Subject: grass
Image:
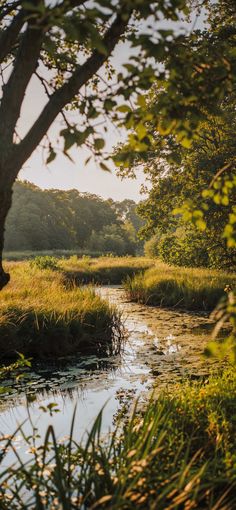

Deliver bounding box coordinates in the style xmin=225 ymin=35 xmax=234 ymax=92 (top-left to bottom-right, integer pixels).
xmin=1 ymin=368 xmax=236 ymax=508
xmin=3 ymin=249 xmax=106 ymax=261
xmin=59 ymin=255 xmax=154 ymax=286
xmin=125 ymin=261 xmax=236 ymax=311
xmin=0 ymin=262 xmax=123 ymax=359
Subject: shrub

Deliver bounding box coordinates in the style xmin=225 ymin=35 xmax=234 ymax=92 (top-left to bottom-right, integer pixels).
xmin=144 ymin=235 xmax=160 ymax=258
xmin=30 ymin=256 xmax=59 ymax=271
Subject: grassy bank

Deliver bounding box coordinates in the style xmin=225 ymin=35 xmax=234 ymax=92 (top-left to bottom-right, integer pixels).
xmin=125 ymin=262 xmax=236 ymax=311
xmin=59 ymin=256 xmax=153 ymax=285
xmin=1 ymin=368 xmax=236 ymax=508
xmin=0 ymin=263 xmax=122 ymax=359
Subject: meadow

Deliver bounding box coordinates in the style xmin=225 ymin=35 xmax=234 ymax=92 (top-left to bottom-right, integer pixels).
xmin=125 ymin=262 xmax=236 ymax=311
xmin=1 ymin=368 xmax=236 ymax=509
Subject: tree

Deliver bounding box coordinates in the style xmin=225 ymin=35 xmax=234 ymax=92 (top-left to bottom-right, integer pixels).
xmin=4 ymin=181 xmax=140 ymax=254
xmin=0 ymin=0 xmax=189 ymax=289
xmin=115 ymin=0 xmax=236 ymax=258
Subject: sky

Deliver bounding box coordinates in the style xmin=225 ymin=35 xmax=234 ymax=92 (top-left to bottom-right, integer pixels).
xmin=17 ymin=39 xmax=148 ymax=201
xmin=15 ymin=6 xmax=204 ymax=202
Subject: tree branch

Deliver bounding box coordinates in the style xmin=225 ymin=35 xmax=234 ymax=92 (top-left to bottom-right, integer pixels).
xmin=11 ymin=11 xmax=131 ymax=171
xmin=0 ymin=8 xmax=25 ymax=64
xmin=0 ymin=19 xmax=44 ymax=149
xmin=0 ymin=0 xmax=21 ymax=22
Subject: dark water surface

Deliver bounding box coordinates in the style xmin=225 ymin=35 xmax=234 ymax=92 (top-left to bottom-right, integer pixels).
xmin=0 ymin=286 xmax=218 ymax=462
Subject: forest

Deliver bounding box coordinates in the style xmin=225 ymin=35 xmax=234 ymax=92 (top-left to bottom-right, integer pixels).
xmin=4 ymin=181 xmax=143 ymax=255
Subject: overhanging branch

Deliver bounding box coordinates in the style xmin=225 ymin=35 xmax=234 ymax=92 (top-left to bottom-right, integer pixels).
xmin=0 ymin=8 xmax=25 ymax=64
xmin=11 ymin=11 xmax=131 ymax=171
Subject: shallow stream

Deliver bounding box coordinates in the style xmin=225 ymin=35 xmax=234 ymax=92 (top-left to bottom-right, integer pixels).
xmin=0 ymin=286 xmax=218 ymax=462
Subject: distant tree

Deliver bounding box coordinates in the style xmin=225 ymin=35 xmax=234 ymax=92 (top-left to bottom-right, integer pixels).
xmin=4 ymin=181 xmax=140 ymax=255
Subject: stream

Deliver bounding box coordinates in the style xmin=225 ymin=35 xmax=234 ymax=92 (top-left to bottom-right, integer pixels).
xmin=0 ymin=286 xmax=218 ymax=463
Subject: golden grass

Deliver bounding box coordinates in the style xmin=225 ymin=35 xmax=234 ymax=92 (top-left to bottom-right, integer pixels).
xmin=125 ymin=261 xmax=236 ymax=310
xmin=59 ymin=255 xmax=154 ymax=285
xmin=0 ymin=262 xmax=122 ymax=359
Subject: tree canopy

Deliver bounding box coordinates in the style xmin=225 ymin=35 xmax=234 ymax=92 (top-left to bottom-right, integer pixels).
xmin=4 ymin=181 xmax=142 ymax=256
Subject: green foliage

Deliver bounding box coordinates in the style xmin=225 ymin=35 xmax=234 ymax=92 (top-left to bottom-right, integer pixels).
xmin=125 ymin=262 xmax=236 ymax=311
xmin=30 ymin=255 xmax=59 ymax=271
xmin=144 ymin=235 xmax=159 ymax=258
xmin=4 ymin=182 xmax=142 ymax=256
xmin=1 ymin=369 xmax=236 ymax=508
xmin=0 ymin=352 xmax=31 ymax=394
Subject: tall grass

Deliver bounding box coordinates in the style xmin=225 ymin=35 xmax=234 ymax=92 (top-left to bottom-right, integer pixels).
xmin=125 ymin=262 xmax=236 ymax=311
xmin=60 ymin=256 xmax=154 ymax=286
xmin=0 ymin=263 xmax=123 ymax=359
xmin=1 ymin=369 xmax=236 ymax=508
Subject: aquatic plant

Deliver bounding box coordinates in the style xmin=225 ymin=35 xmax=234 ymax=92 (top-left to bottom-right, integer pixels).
xmin=0 ymin=369 xmax=236 ymax=508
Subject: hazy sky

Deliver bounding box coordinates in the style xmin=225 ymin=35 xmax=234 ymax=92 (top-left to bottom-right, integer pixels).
xmin=16 ymin=8 xmax=204 ymax=202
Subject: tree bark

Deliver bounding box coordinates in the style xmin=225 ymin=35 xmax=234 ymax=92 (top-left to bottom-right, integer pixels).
xmin=0 ymin=182 xmax=13 ymax=290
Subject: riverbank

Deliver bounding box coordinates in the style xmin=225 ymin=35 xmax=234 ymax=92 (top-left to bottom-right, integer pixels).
xmin=59 ymin=255 xmax=154 ymax=285
xmin=1 ymin=367 xmax=235 ymax=509
xmin=0 ymin=265 xmax=122 ymax=359
xmin=125 ymin=262 xmax=236 ymax=311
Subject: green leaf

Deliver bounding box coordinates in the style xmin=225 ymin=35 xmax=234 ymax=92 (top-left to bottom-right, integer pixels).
xmin=100 ymin=162 xmax=111 ymax=172
xmin=94 ymin=138 xmax=105 ymax=151
xmin=46 ymin=148 xmax=57 ymax=165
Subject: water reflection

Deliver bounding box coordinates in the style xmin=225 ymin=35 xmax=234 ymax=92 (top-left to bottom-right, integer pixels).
xmin=0 ymin=286 xmax=220 ymax=449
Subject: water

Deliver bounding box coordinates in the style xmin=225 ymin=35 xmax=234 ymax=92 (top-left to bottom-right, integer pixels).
xmin=0 ymin=286 xmax=218 ymax=462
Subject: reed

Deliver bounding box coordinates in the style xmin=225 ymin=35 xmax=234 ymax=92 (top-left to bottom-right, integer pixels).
xmin=1 ymin=369 xmax=236 ymax=509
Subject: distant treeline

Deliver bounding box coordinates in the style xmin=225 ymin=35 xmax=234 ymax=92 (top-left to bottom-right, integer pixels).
xmin=4 ymin=182 xmax=144 ymax=255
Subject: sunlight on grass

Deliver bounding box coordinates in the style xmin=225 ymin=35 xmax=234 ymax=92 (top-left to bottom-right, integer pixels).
xmin=0 ymin=262 xmax=123 ymax=359
xmin=125 ymin=261 xmax=236 ymax=310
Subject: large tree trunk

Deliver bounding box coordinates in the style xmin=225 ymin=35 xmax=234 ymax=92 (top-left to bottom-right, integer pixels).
xmin=0 ymin=183 xmax=13 ymax=290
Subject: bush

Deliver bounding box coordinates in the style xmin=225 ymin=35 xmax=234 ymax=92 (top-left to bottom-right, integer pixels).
xmin=144 ymin=235 xmax=159 ymax=258
xmin=30 ymin=255 xmax=59 ymax=271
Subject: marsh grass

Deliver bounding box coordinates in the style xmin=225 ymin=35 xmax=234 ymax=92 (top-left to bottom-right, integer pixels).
xmin=125 ymin=262 xmax=236 ymax=311
xmin=1 ymin=369 xmax=236 ymax=509
xmin=0 ymin=263 xmax=123 ymax=359
xmin=60 ymin=256 xmax=154 ymax=286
